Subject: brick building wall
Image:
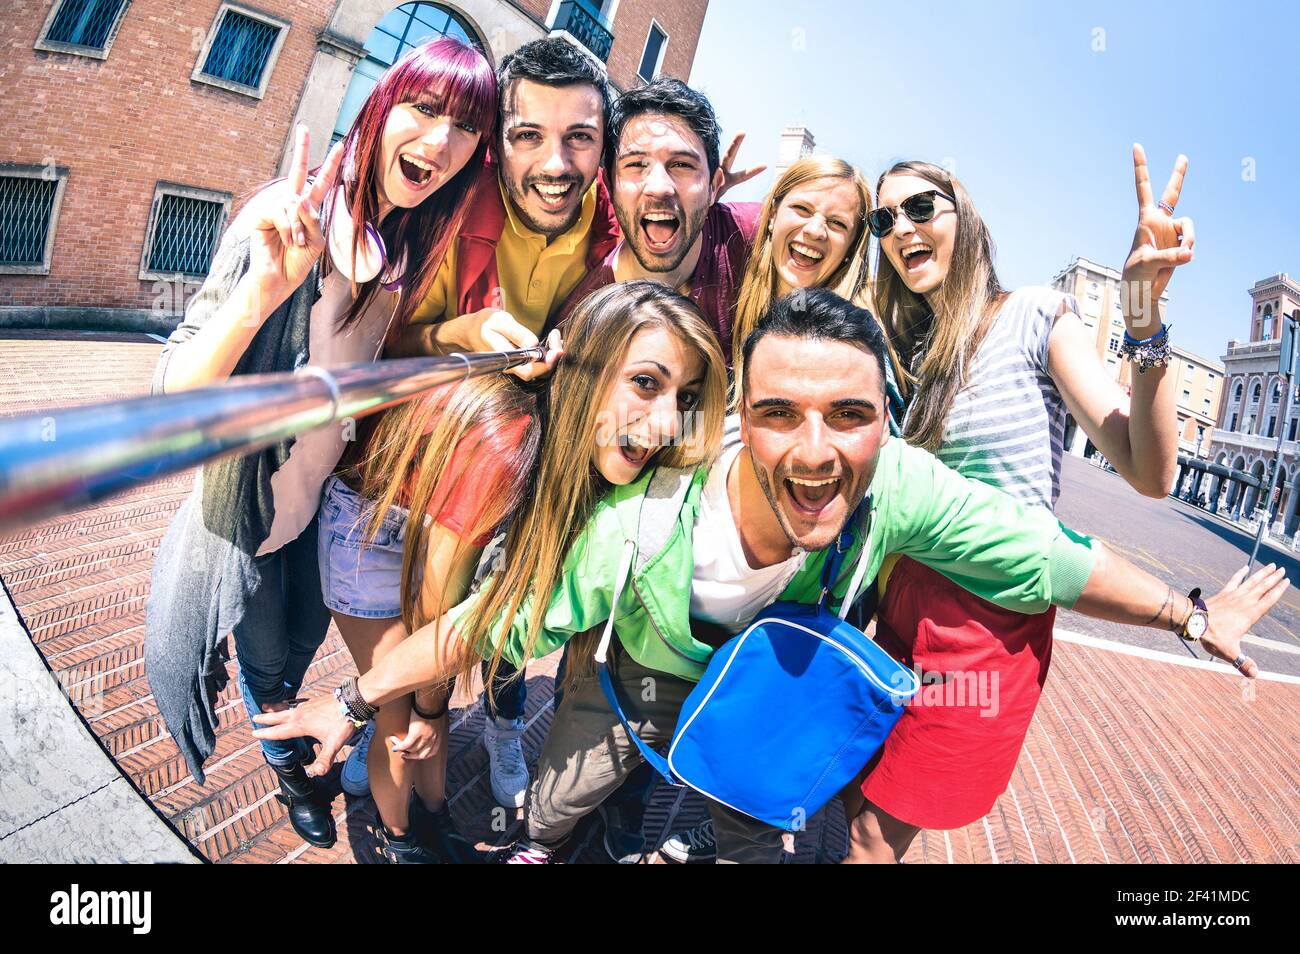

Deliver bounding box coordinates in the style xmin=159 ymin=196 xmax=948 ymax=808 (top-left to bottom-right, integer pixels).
xmin=607 ymin=0 xmax=707 ymax=86
xmin=511 ymin=0 xmax=553 ymax=22
xmin=0 ymin=0 xmax=334 ymax=313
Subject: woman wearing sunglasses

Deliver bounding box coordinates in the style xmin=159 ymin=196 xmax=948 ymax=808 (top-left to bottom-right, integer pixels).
xmin=843 ymin=146 xmax=1198 ymax=863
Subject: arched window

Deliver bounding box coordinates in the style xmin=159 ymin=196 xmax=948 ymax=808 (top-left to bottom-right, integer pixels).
xmin=1234 ymin=382 xmax=1243 ymax=401
xmin=1252 ymin=382 xmax=1262 ymax=402
xmin=332 ymin=3 xmax=484 ymax=143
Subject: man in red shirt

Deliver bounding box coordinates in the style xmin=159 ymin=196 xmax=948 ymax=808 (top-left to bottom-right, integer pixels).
xmin=552 ymin=79 xmax=761 ymax=368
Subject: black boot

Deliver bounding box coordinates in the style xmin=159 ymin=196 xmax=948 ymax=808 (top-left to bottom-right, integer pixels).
xmin=271 ymin=760 xmax=336 ymax=849
xmin=410 ymin=797 xmax=478 ymax=864
xmin=378 ymin=823 xmax=441 ymax=864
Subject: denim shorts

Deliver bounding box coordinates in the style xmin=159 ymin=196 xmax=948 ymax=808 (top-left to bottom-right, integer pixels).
xmin=318 ymin=475 xmax=422 ymax=619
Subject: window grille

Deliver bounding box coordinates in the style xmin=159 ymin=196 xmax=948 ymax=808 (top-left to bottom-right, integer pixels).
xmin=44 ymin=0 xmax=127 ymax=50
xmin=200 ymin=9 xmax=281 ymax=91
xmin=0 ymin=174 xmax=61 ymax=269
xmin=145 ymin=192 xmax=225 ymax=277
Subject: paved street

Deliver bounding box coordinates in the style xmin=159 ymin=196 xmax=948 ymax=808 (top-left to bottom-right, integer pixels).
xmin=1 ymin=332 xmax=1296 ymax=864
xmin=1054 ymin=456 xmax=1300 ymax=677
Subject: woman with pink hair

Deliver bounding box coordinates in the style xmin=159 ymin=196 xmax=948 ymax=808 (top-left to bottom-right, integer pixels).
xmin=145 ymin=38 xmax=501 ymax=852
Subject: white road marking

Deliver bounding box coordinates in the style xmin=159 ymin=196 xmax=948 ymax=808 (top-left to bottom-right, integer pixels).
xmin=1053 ymin=627 xmax=1300 ymax=685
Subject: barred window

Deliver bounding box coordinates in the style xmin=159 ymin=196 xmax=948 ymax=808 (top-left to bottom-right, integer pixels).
xmin=37 ymin=0 xmax=130 ymax=57
xmin=0 ymin=167 xmax=69 ymax=275
xmin=192 ymin=4 xmax=288 ymax=99
xmin=140 ymin=184 xmax=230 ymax=280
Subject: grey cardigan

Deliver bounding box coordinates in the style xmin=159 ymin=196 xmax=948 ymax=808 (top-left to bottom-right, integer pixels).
xmin=145 ymin=216 xmax=323 ymax=783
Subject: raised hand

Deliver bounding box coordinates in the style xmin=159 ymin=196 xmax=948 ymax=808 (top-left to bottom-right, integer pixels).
xmin=1200 ymin=563 xmax=1290 ymax=679
xmin=1122 ymin=144 xmax=1194 ymax=330
xmin=252 ymin=693 xmax=353 ymax=778
xmin=248 ymin=124 xmax=345 ymax=313
xmin=715 ymin=132 xmax=767 ymax=201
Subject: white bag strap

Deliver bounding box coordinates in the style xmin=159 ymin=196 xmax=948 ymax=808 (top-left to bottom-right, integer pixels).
xmin=593 ymin=539 xmax=637 ymax=664
xmin=837 ymin=509 xmax=875 ymax=621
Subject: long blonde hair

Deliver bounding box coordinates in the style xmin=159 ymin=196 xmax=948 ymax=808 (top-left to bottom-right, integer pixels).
xmin=732 ymin=156 xmax=873 ymax=393
xmin=462 ymin=280 xmax=728 ymax=699
xmin=349 ymin=375 xmax=541 ymax=635
xmin=872 ymin=160 xmax=1006 ymax=451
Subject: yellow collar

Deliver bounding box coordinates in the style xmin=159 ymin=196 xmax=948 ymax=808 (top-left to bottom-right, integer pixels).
xmin=498 ymin=178 xmax=597 ymax=253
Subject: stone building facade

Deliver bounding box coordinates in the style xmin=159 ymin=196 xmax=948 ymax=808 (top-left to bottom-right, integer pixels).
xmin=1200 ymin=273 xmax=1300 ymax=538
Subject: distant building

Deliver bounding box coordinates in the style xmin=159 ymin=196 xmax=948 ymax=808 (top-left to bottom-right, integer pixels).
xmin=1047 ymin=256 xmax=1223 ymax=462
xmin=0 ymin=0 xmax=710 ymax=331
xmin=775 ymin=125 xmax=815 ymax=173
xmin=1206 ymin=273 xmax=1300 ymax=535
xmin=1168 ymin=346 xmax=1224 ymax=458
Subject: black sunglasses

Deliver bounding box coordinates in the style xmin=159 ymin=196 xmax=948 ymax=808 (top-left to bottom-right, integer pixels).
xmin=867 ymin=190 xmax=956 ymax=238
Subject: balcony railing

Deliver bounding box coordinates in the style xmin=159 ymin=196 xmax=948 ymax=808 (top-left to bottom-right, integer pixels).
xmin=1212 ymin=428 xmax=1299 ymax=457
xmin=551 ymin=0 xmax=614 ymax=62
xmin=1226 ymin=339 xmax=1281 ymax=359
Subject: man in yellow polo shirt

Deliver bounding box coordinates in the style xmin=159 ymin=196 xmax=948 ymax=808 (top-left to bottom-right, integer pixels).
xmin=399 ymin=38 xmax=619 ymax=370
xmin=411 ymin=173 xmax=604 ymax=332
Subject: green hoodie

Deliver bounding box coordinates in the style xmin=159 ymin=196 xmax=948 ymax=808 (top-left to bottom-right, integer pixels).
xmin=450 ymin=437 xmax=1097 ymax=682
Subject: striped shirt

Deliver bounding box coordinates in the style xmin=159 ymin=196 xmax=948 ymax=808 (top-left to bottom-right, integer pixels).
xmin=927 ymin=286 xmax=1073 ymax=511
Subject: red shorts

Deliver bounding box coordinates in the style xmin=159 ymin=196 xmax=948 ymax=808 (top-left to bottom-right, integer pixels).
xmin=862 ymin=556 xmax=1055 ymax=830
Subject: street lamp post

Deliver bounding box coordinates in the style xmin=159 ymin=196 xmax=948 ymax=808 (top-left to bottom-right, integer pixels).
xmin=1248 ymin=311 xmax=1299 ymax=570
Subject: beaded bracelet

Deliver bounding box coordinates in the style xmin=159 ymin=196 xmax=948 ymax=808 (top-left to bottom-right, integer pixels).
xmin=1119 ymin=322 xmax=1172 ymax=373
xmin=335 ymin=677 xmax=377 ymax=728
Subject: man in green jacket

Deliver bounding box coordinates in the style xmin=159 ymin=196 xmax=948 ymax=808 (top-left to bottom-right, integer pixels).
xmin=255 ymin=290 xmax=1285 ymax=863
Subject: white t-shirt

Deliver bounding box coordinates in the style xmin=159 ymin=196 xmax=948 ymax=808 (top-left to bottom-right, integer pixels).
xmin=257 ymin=271 xmax=395 ymax=556
xmin=689 ymin=443 xmax=807 ymax=634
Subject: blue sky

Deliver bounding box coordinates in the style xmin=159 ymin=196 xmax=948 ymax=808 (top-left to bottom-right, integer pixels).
xmin=689 ymin=0 xmax=1299 ymax=363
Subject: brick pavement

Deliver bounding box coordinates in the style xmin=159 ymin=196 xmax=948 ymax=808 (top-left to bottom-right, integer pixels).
xmin=1 ymin=333 xmax=1296 ymax=863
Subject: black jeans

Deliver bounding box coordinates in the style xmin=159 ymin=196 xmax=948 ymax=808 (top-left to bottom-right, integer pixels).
xmin=483 ymin=657 xmax=526 ymax=721
xmin=235 ymin=516 xmax=331 ymax=766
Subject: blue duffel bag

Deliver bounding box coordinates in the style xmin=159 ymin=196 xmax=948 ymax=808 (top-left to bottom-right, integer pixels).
xmin=596 ymin=507 xmax=920 ymax=831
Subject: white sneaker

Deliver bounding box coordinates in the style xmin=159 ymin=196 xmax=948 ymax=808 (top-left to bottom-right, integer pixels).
xmin=659 ymin=819 xmax=716 ymax=863
xmin=483 ymin=714 xmax=529 ymax=808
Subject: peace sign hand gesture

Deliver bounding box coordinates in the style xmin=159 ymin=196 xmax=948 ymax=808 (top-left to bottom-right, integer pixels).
xmin=248 ymin=124 xmax=345 ymax=313
xmin=1121 ymin=143 xmax=1194 ymax=330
